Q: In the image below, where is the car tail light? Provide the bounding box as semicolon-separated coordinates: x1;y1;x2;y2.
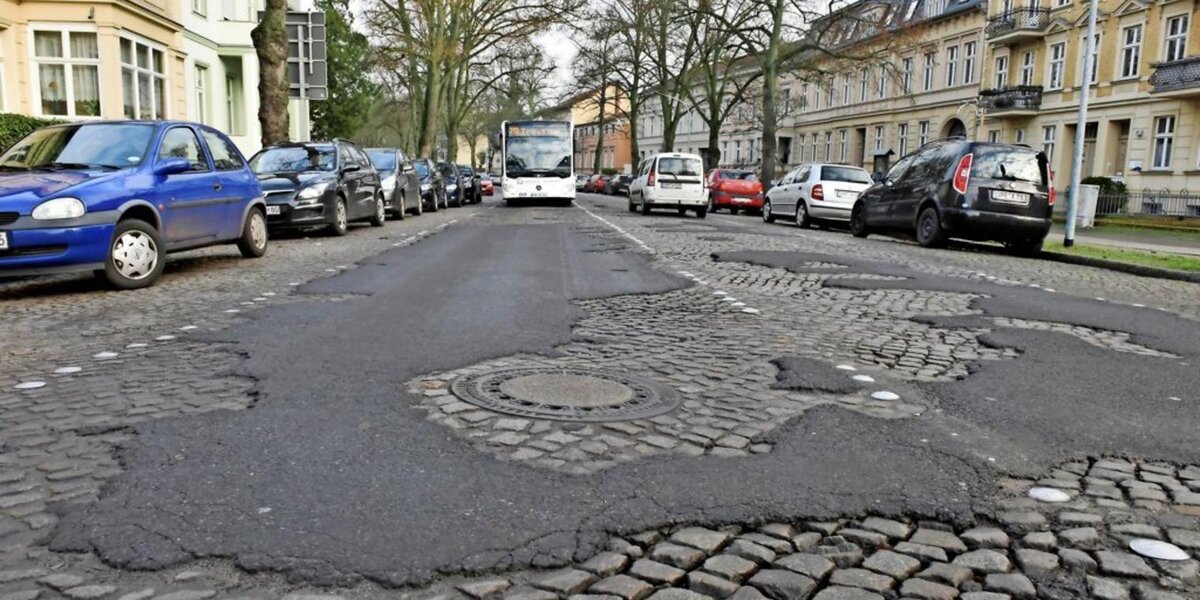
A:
648;171;656;187
1047;169;1056;206
952;153;973;195
811;184;824;200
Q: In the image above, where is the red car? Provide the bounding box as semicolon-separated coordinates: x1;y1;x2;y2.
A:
584;174;609;193
480;174;494;196
706;169;764;214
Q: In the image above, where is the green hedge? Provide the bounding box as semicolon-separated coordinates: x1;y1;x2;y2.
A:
0;113;66;154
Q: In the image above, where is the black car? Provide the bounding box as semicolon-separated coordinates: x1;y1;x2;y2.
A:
457;164;482;204
606;175;632;196
251;140;385;236
412;158;445;212
367;148;422;219
850;140;1053;254
437;161;465;207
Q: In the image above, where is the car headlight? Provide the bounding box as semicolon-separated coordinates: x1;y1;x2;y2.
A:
297;182;331;201
420;183;431;192
381;175;397;189
447;183;458;191
32;197;86;220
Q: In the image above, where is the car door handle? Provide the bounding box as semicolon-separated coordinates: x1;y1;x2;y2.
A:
212;182;222;191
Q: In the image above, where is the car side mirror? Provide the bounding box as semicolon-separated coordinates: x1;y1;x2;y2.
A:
154;157;191;176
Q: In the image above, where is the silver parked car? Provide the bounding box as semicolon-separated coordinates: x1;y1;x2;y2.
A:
763;163;873;228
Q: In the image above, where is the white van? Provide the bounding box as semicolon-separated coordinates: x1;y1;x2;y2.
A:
628;153;707;218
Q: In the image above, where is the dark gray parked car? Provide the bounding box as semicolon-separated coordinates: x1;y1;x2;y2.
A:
367;148;422;219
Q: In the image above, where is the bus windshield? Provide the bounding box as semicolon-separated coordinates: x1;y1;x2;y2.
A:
504;122;572;178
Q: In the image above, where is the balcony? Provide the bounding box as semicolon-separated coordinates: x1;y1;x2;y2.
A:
1149;56;1200;97
985;8;1051;43
979;86;1043;116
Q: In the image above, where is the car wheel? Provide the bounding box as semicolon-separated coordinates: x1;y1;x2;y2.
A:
762;200;776;223
628;197;636;212
677;207;687;217
412;194;423;216
850;202;870;238
370;193;386;227
916;206;946;248
640;195;651;215
796;201;812;229
1005;238;1044;256
393;193;406;220
696;207;707;219
236;208;268;259
329;197;349;236
729;208;738;216
104;219;165;289
707;195;717;214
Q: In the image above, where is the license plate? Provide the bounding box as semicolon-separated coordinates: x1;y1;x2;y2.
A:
0;231;8;251
661;182;681;189
992;190;1030;205
266;205;281;216
837;190;859;200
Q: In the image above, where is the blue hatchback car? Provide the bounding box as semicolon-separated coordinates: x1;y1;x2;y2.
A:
0;121;268;289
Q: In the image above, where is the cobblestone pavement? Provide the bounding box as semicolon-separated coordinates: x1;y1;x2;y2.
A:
0;194;1198;599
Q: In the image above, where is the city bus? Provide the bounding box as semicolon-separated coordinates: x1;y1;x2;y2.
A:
500;120;575;206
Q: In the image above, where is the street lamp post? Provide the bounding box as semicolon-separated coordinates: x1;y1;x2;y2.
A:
1065;0;1100;247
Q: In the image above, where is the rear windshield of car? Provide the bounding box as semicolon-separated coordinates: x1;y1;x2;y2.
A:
719;170;757;181
367;151;397;172
819;166;872;184
657;157;702;177
972;147;1045;185
251;146;336;173
413;161;431;176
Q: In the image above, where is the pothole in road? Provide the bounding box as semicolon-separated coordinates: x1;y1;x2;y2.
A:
450;367;680;422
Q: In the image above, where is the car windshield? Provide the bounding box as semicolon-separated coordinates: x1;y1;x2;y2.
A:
972;147;1044;184
657;157;703;177
367;151;397;172
820;166;872;184
720;170;757;181
413;161;431;177
0;123;154;170
250;146;336;173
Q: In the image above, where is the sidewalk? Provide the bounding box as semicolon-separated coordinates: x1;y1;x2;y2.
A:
1050;224;1200;257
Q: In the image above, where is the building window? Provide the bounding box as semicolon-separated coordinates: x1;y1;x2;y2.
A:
1048;43;1065;89
897;123;909;156
918;121;929;146
1152;115;1174;169
800;83;809;112
734;140;742;163
877;69;887;98
194;65;209;124
839;129;848;163
1015;128;1025;144
1088;34;1100;84
1165;15;1188;62
32;29;101;117
946;45;958;87
874;125;884;151
994;55;1008;88
1056;0;1069;6
841;76;850;106
1119;24;1142;79
1020;51;1035;86
192;0;207;15
923;52;935;91
121;37;167;120
827;82;835;107
811;133;819;162
824;132;833;161
1042;125;1056;160
988;130;1000;143
860;68;869;102
963;41;976;83
721;141;728;165
901;57;913;92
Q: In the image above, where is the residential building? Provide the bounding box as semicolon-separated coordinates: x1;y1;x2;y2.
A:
0;0;312;156
549;85;632;174
980;0;1200;192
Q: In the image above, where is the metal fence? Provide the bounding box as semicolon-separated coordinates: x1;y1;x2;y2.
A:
1095;189;1200;217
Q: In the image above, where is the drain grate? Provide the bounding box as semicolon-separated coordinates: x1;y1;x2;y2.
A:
449;367;680;422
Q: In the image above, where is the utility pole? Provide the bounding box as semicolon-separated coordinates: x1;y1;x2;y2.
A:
1065;0;1099;247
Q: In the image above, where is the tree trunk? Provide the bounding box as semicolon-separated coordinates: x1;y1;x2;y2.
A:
627;100;640;165
417;60;442;157
592;86;609;173
253;0;290;146
706;124;721;171
446;122;459;165
467;137;478;168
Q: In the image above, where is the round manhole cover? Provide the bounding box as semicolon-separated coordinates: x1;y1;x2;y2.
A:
450;367;680;422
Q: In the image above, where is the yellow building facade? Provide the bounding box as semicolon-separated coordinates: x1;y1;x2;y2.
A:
981;0;1200;193
0;0;188;121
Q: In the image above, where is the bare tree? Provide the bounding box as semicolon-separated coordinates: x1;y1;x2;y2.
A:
646;0;702;152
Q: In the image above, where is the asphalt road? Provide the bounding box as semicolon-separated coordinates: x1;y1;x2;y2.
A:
42;193;1200;592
